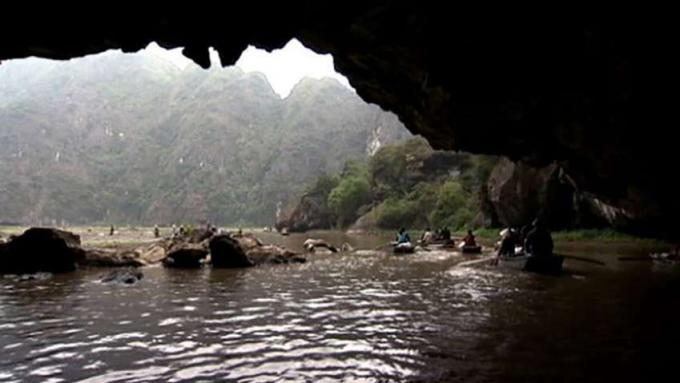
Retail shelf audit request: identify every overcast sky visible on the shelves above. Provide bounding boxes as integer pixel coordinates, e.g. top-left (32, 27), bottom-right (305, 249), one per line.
top-left (235, 39), bottom-right (352, 98)
top-left (145, 39), bottom-right (352, 98)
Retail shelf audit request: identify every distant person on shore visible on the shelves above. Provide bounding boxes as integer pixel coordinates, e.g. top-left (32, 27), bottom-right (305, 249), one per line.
top-left (154, 225), bottom-right (160, 238)
top-left (396, 228), bottom-right (411, 244)
top-left (524, 219), bottom-right (553, 257)
top-left (109, 225), bottom-right (115, 236)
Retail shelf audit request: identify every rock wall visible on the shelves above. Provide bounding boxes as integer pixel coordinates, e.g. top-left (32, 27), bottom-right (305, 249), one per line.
top-left (3, 7), bottom-right (666, 236)
top-left (483, 158), bottom-right (636, 231)
top-left (276, 190), bottom-right (334, 232)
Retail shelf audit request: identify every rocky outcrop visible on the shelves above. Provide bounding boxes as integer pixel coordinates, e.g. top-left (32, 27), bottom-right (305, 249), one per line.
top-left (82, 243), bottom-right (167, 267)
top-left (163, 244), bottom-right (209, 268)
top-left (347, 210), bottom-right (379, 234)
top-left (303, 239), bottom-right (338, 253)
top-left (209, 234), bottom-right (304, 268)
top-left (483, 158), bottom-right (613, 230)
top-left (0, 228), bottom-right (85, 274)
top-left (5, 10), bottom-right (669, 235)
top-left (209, 235), bottom-right (253, 267)
top-left (277, 191), bottom-right (334, 232)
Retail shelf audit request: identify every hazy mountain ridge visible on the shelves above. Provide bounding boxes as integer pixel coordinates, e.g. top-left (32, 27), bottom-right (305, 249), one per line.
top-left (0, 50), bottom-right (410, 225)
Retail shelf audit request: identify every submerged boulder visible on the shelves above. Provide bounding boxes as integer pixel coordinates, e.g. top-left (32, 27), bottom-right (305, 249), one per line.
top-left (0, 227), bottom-right (85, 274)
top-left (101, 269), bottom-right (144, 284)
top-left (209, 234), bottom-right (304, 268)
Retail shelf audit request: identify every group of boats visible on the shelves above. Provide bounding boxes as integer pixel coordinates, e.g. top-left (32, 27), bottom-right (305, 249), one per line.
top-left (392, 237), bottom-right (565, 275)
top-left (392, 238), bottom-right (482, 255)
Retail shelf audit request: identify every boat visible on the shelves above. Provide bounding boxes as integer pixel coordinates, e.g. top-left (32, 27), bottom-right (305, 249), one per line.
top-left (524, 255), bottom-right (564, 274)
top-left (423, 238), bottom-right (455, 246)
top-left (498, 254), bottom-right (530, 269)
top-left (498, 254), bottom-right (564, 275)
top-left (393, 242), bottom-right (415, 254)
top-left (460, 245), bottom-right (482, 254)
top-left (421, 241), bottom-right (457, 251)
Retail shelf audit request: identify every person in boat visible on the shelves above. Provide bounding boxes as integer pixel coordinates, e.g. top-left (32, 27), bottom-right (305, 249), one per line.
top-left (420, 227), bottom-right (434, 244)
top-left (524, 218), bottom-right (553, 257)
top-left (519, 223), bottom-right (532, 245)
top-left (396, 228), bottom-right (411, 244)
top-left (463, 230), bottom-right (477, 247)
top-left (433, 228), bottom-right (441, 240)
top-left (497, 227), bottom-right (517, 257)
top-left (441, 227), bottom-right (452, 242)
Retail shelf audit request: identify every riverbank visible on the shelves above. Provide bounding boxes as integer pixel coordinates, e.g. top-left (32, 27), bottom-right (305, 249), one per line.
top-left (3, 225), bottom-right (672, 251)
top-left (0, 226), bottom-right (303, 272)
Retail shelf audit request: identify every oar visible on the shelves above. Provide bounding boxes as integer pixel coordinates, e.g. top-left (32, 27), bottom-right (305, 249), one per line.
top-left (618, 256), bottom-right (653, 261)
top-left (372, 242), bottom-right (395, 251)
top-left (456, 255), bottom-right (497, 268)
top-left (558, 254), bottom-right (606, 266)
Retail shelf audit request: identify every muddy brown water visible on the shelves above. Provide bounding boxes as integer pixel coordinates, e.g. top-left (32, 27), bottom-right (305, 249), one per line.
top-left (1, 231), bottom-right (678, 382)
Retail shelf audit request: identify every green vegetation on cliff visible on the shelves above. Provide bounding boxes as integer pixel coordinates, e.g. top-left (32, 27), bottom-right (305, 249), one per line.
top-left (290, 137), bottom-right (498, 231)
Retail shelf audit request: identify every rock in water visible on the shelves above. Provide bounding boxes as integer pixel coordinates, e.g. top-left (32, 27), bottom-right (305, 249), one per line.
top-left (209, 234), bottom-right (304, 268)
top-left (163, 244), bottom-right (208, 268)
top-left (101, 269), bottom-right (144, 284)
top-left (17, 272), bottom-right (53, 282)
top-left (303, 239), bottom-right (338, 253)
top-left (209, 235), bottom-right (253, 268)
top-left (0, 227), bottom-right (85, 274)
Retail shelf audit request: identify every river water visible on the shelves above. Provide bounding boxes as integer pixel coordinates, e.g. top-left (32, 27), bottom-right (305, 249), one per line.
top-left (1, 231), bottom-right (678, 382)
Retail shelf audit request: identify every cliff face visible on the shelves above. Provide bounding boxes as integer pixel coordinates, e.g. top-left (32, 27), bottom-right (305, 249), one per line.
top-left (0, 51), bottom-right (409, 225)
top-left (276, 190), bottom-right (335, 233)
top-left (483, 158), bottom-right (612, 230)
top-left (1, 8), bottom-right (661, 235)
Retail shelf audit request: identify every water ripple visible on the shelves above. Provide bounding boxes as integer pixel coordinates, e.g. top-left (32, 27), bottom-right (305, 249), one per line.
top-left (0, 245), bottom-right (520, 382)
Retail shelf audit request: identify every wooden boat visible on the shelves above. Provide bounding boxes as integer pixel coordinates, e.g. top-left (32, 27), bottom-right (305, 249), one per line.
top-left (422, 241), bottom-right (457, 251)
top-left (461, 245), bottom-right (482, 254)
top-left (524, 255), bottom-right (564, 274)
top-left (393, 242), bottom-right (415, 254)
top-left (498, 254), bottom-right (564, 275)
top-left (423, 238), bottom-right (455, 246)
top-left (497, 254), bottom-right (529, 270)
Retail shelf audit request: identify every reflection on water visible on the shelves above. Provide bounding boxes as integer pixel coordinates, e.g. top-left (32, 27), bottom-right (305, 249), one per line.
top-left (1, 232), bottom-right (679, 382)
